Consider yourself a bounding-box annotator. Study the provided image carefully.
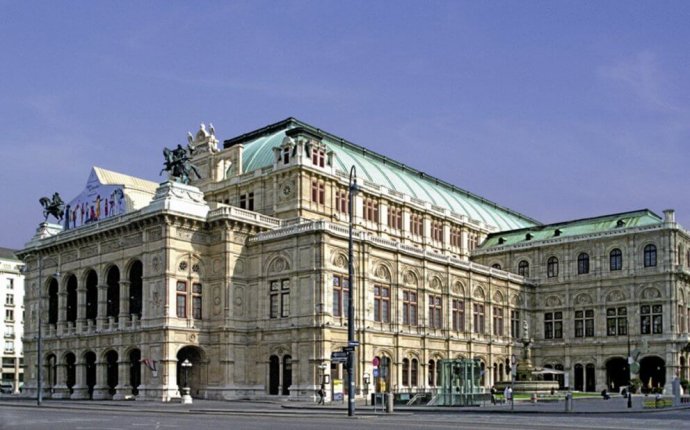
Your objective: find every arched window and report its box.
[129,260,143,318]
[577,253,589,275]
[402,358,410,386]
[48,278,58,326]
[428,360,435,386]
[610,249,622,271]
[411,359,418,386]
[85,270,98,321]
[518,260,529,277]
[491,263,501,270]
[106,266,120,320]
[547,257,558,278]
[66,275,78,323]
[644,244,657,267]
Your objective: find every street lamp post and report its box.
[627,325,632,408]
[347,165,358,417]
[181,359,192,404]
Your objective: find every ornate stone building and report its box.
[17,118,690,401]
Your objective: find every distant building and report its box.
[0,247,24,393]
[17,118,690,402]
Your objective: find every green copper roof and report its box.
[479,209,663,249]
[225,118,539,231]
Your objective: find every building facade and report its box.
[17,118,690,401]
[1,247,25,393]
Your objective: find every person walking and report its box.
[317,384,326,405]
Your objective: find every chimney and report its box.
[663,209,676,223]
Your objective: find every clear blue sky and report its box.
[2,1,689,249]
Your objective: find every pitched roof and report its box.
[224,118,539,231]
[478,209,663,249]
[0,247,18,261]
[92,166,158,194]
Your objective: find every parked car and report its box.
[0,382,13,394]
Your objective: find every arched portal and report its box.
[282,355,292,395]
[65,352,76,394]
[176,346,206,398]
[574,364,584,391]
[85,270,98,321]
[48,279,58,326]
[269,355,280,395]
[128,261,143,318]
[45,354,57,393]
[105,350,118,396]
[129,349,141,396]
[66,275,78,323]
[106,266,120,321]
[639,356,665,393]
[606,357,629,391]
[585,364,596,392]
[84,351,97,399]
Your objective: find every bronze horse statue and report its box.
[39,192,65,223]
[161,144,201,185]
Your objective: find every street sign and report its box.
[373,368,379,377]
[331,351,348,362]
[511,354,517,365]
[343,346,355,352]
[348,341,360,347]
[373,357,380,367]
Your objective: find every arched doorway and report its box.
[65,353,76,395]
[85,270,98,321]
[46,354,57,394]
[129,349,141,396]
[128,261,143,318]
[282,355,292,395]
[639,356,665,393]
[555,364,565,388]
[177,346,205,398]
[84,351,97,399]
[606,358,628,391]
[585,364,596,392]
[574,364,583,391]
[105,350,118,396]
[377,356,391,393]
[48,279,58,326]
[269,355,280,395]
[106,266,120,321]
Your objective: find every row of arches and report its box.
[45,261,143,326]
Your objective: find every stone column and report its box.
[57,291,68,335]
[52,363,70,399]
[119,280,130,328]
[76,284,87,331]
[91,361,111,400]
[97,284,108,330]
[71,361,89,399]
[113,357,132,400]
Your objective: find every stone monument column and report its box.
[92,361,111,400]
[97,284,108,330]
[71,360,89,399]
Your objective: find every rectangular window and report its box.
[4,341,14,353]
[192,283,202,319]
[493,307,504,336]
[641,304,663,334]
[607,307,628,336]
[680,305,687,333]
[473,303,485,334]
[428,295,442,329]
[431,221,443,242]
[312,148,326,167]
[5,309,13,322]
[282,147,290,164]
[402,290,418,326]
[410,212,423,236]
[4,325,14,338]
[374,285,390,323]
[468,233,478,251]
[575,309,595,338]
[270,279,290,318]
[511,310,520,338]
[452,299,465,331]
[333,275,349,317]
[5,294,13,305]
[450,228,462,247]
[335,190,348,215]
[364,198,379,223]
[544,312,563,339]
[7,279,13,290]
[239,192,254,211]
[311,180,325,204]
[388,206,403,230]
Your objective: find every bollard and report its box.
[531,393,537,403]
[565,392,573,412]
[385,393,394,413]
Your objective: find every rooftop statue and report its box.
[161,144,201,185]
[39,192,65,223]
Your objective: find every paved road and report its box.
[1,399,689,430]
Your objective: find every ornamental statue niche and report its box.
[39,192,65,223]
[161,143,201,185]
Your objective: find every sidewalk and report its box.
[1,394,689,416]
